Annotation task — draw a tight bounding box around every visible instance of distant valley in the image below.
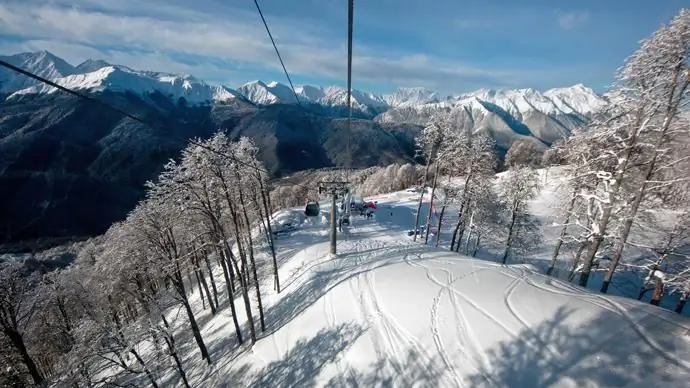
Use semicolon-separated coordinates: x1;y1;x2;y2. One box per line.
0;51;608;247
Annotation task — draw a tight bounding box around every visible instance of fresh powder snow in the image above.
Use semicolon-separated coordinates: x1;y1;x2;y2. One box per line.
120;177;690;387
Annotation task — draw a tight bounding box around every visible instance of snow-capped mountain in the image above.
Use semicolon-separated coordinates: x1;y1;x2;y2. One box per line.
1;51;610;147
237;80;298;105
0;51;76;93
75;59;113;74
7;55;240;104
544;84;609;115
376;85;609;147
384;87;447;107
240;81;388;115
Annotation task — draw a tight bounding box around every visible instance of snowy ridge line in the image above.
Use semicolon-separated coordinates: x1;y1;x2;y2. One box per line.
2;52;608;118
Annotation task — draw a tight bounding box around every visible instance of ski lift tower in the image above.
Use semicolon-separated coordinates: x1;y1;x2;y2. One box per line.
319;181;350;256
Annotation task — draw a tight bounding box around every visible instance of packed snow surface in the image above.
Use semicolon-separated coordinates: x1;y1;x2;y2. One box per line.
152;185;690;388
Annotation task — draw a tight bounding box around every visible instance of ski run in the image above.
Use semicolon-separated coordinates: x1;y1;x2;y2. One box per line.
88;180;690;387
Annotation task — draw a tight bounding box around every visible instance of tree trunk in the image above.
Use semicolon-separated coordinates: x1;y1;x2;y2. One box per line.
472;232;481;257
424;163;440;244
246;233;266;332
547;188;577;276
218;176;256;343
579;115;652;287
675;291;688;314
161;314;191;388
5;328;43;385
450;215;463;252
194;266;207;311
601;152;660;294
187;272;196;296
568;242;588;283
435;202;447;247
413;158;432;241
465;228;473;254
214;224;236;294
197;267;216;315
203;252;220;309
130;348;158;388
451;171;474;251
173;266;211;364
454;197;473;253
236;175;266;333
502;203;519;264
650;277;664;306
258;178;280;294
215;246;243;344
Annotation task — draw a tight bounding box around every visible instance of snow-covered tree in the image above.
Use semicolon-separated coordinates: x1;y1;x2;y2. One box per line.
0;263;43;385
505;139;545;168
413;113;450;241
573;9;690;291
462;181;503;256
448;129;498;252
498;167;542;264
396;163;420;189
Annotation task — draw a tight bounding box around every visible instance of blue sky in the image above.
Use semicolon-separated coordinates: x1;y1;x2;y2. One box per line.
0;0;686;95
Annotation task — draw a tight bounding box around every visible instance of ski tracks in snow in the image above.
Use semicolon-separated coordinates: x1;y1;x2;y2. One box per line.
405;254;497;387
347;252;441;385
322;279;353;387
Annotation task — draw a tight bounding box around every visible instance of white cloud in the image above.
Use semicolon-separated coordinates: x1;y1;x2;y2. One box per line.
0;1;592;93
555;10;590;30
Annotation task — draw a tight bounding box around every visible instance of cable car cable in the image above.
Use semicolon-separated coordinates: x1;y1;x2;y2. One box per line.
0;59;269;174
253;0;303;108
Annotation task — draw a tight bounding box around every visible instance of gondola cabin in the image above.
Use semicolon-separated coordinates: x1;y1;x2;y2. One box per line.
305;201;320;217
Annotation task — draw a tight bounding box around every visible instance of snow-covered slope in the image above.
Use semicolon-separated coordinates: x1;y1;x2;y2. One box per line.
9;66;240;104
114;184;690;387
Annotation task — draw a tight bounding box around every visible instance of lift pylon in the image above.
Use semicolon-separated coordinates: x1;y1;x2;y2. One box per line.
318;181;350;256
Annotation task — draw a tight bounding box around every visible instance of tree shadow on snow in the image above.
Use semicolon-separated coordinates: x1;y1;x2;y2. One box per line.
467;305;690;387
205;323;365;388
323;347;447;388
201;321;452;388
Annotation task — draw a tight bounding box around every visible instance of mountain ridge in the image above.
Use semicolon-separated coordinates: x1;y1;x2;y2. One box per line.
0;51;608;245
1;51;608;121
